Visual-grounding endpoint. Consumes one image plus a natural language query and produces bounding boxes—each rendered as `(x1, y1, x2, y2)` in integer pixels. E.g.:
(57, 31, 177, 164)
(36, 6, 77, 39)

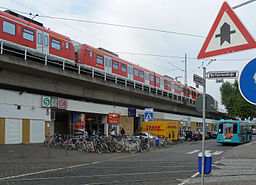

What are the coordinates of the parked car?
(198, 131, 210, 140)
(134, 132, 158, 139)
(210, 131, 217, 139)
(191, 131, 199, 141)
(184, 131, 193, 141)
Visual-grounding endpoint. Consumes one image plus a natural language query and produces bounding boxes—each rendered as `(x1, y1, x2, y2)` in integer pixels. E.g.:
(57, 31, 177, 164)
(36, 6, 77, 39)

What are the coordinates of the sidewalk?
(184, 140, 256, 185)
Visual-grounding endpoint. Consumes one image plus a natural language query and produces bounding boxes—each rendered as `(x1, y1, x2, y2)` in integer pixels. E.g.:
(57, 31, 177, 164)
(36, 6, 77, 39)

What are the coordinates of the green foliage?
(220, 80, 256, 120)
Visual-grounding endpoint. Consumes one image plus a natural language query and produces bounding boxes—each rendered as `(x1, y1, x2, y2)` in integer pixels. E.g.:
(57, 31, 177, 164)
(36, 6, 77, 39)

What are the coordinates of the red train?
(0, 10, 202, 102)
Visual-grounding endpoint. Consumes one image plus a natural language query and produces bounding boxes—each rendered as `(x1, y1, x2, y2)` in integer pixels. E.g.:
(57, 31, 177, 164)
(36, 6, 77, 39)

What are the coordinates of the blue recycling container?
(198, 152, 212, 174)
(155, 139, 159, 146)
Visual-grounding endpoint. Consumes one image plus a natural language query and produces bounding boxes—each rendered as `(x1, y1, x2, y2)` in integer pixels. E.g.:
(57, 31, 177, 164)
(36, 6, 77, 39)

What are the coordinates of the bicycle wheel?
(129, 143, 138, 154)
(108, 144, 116, 153)
(96, 144, 103, 154)
(115, 143, 123, 152)
(141, 143, 149, 152)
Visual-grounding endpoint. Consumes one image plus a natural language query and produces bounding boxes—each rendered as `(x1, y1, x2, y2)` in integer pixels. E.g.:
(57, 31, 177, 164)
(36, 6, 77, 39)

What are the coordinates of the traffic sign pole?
(201, 66, 206, 185)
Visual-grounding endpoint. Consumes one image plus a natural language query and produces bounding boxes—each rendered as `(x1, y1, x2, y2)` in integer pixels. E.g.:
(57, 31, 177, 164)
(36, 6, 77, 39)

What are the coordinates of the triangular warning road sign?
(197, 1, 256, 59)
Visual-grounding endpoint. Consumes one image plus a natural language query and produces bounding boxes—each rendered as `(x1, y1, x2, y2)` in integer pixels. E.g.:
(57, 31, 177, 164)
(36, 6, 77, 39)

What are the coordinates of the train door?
(128, 65, 133, 80)
(104, 56, 112, 73)
(145, 72, 149, 85)
(37, 30, 49, 55)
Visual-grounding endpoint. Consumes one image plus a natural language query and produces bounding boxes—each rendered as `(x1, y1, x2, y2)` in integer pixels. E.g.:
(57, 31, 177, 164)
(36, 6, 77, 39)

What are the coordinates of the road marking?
(186, 150, 200, 154)
(191, 172, 199, 178)
(212, 151, 223, 155)
(0, 154, 139, 181)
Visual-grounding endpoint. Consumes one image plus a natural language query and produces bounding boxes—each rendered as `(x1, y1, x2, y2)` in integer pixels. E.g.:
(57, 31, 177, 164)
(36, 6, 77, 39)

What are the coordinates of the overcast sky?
(2, 0, 256, 110)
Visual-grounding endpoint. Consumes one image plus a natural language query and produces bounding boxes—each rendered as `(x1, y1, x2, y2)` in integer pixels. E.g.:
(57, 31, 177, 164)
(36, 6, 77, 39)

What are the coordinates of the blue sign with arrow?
(239, 58, 256, 105)
(144, 108, 153, 122)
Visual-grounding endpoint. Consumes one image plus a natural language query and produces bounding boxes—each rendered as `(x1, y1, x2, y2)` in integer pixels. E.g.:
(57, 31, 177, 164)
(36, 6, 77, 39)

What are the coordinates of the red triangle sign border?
(197, 1, 256, 59)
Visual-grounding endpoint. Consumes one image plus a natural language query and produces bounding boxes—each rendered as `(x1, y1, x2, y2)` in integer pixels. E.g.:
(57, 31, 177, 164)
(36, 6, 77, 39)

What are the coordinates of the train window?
(145, 73, 149, 80)
(3, 21, 16, 35)
(168, 82, 171, 88)
(130, 67, 133, 75)
(172, 83, 174, 89)
(65, 41, 69, 49)
(113, 61, 119, 70)
(156, 77, 160, 84)
(90, 50, 93, 58)
(38, 33, 42, 44)
(178, 86, 181, 91)
(128, 66, 130, 74)
(175, 84, 177, 90)
(51, 38, 61, 50)
(140, 71, 144, 79)
(96, 55, 103, 64)
(161, 79, 164, 85)
(134, 69, 139, 76)
(44, 35, 48, 46)
(105, 57, 108, 66)
(23, 28, 34, 41)
(164, 81, 167, 86)
(108, 58, 111, 67)
(121, 64, 127, 72)
(150, 75, 154, 82)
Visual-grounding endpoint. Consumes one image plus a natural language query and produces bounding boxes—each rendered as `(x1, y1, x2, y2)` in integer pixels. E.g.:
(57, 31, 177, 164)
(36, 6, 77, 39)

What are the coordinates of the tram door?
(145, 72, 149, 85)
(36, 31, 49, 55)
(104, 56, 112, 73)
(128, 65, 133, 80)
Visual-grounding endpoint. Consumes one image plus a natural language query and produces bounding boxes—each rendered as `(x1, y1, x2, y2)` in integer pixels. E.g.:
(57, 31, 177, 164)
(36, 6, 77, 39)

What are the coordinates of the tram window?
(164, 81, 167, 86)
(140, 71, 144, 79)
(113, 61, 119, 70)
(3, 21, 16, 35)
(233, 124, 237, 134)
(175, 84, 177, 90)
(51, 38, 61, 50)
(156, 77, 160, 84)
(145, 73, 149, 80)
(168, 82, 171, 88)
(96, 55, 103, 64)
(128, 66, 130, 74)
(44, 35, 48, 46)
(121, 64, 127, 72)
(105, 57, 108, 66)
(38, 33, 42, 44)
(65, 41, 69, 49)
(150, 75, 154, 82)
(134, 69, 139, 76)
(219, 124, 223, 133)
(23, 28, 34, 41)
(108, 58, 111, 67)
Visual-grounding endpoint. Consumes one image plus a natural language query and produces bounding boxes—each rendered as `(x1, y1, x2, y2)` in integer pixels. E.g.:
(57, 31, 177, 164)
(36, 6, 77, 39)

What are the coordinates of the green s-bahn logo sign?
(42, 96, 51, 107)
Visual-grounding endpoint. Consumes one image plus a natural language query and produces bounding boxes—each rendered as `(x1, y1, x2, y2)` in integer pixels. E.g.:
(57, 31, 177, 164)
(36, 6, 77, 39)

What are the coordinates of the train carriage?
(0, 10, 75, 64)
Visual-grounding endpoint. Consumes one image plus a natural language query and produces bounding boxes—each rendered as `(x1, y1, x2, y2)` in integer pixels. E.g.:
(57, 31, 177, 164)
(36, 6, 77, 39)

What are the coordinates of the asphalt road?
(0, 139, 243, 185)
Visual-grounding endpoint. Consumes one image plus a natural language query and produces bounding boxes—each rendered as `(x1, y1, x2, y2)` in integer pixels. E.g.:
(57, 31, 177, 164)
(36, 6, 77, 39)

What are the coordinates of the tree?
(220, 80, 256, 120)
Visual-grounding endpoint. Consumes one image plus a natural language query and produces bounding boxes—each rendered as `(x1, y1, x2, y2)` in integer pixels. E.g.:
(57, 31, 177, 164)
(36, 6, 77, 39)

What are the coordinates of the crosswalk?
(186, 150, 223, 155)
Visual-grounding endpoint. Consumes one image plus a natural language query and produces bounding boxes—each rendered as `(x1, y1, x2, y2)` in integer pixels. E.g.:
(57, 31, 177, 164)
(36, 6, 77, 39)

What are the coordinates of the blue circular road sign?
(239, 58, 256, 105)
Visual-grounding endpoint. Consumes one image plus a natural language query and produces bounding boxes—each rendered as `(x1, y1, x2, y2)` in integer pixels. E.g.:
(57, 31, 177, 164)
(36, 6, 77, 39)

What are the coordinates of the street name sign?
(193, 74, 205, 86)
(144, 108, 153, 122)
(207, 71, 238, 79)
(239, 58, 256, 105)
(197, 1, 256, 59)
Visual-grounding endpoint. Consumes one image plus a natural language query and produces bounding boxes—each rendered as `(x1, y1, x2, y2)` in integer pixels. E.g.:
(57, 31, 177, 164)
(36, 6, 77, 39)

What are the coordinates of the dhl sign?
(141, 121, 179, 141)
(145, 125, 164, 132)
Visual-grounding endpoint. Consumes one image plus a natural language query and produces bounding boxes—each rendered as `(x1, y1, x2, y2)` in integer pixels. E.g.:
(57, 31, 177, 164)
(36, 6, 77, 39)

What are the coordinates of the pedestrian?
(121, 128, 125, 136)
(111, 128, 116, 137)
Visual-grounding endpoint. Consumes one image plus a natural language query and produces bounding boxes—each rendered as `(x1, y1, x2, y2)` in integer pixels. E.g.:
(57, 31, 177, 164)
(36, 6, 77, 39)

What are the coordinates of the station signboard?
(107, 113, 120, 124)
